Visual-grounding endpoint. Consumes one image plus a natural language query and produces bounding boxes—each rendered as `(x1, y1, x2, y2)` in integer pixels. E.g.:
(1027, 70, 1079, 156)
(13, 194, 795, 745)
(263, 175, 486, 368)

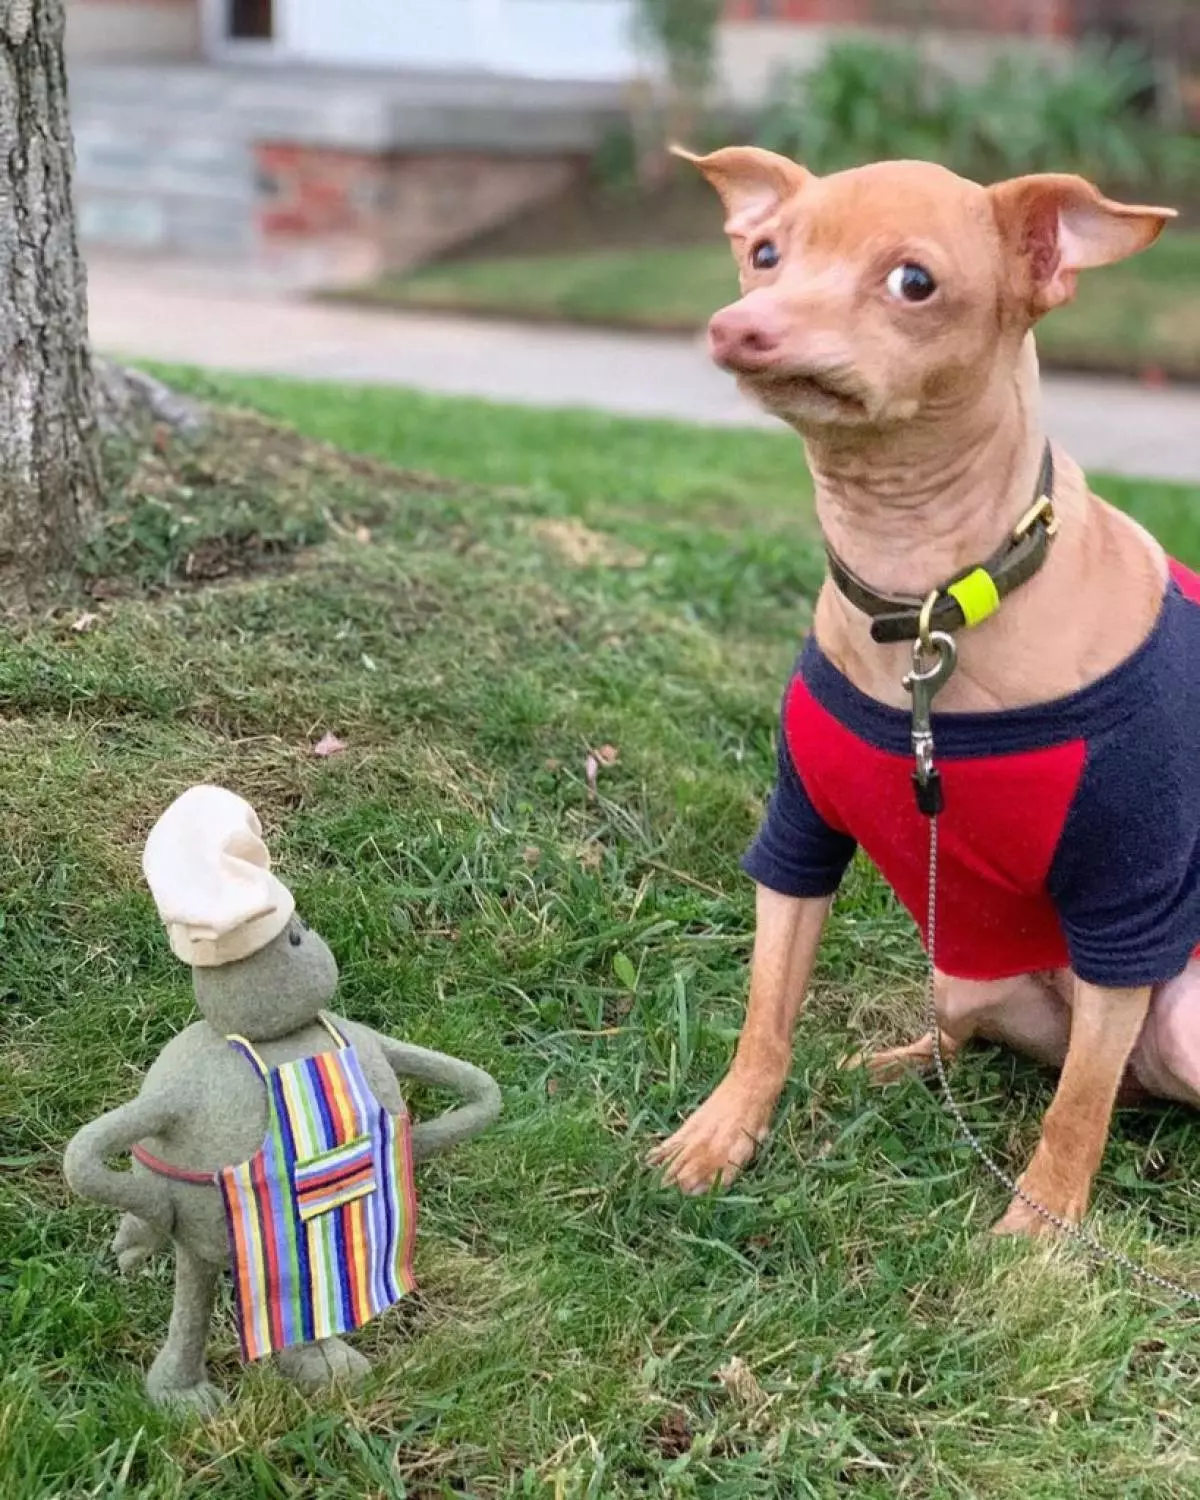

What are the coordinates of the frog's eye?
(289, 925, 302, 948)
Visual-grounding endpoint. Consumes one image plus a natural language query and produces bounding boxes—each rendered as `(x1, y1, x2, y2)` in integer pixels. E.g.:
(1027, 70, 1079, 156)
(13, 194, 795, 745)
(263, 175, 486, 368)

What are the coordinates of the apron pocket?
(294, 1134, 377, 1222)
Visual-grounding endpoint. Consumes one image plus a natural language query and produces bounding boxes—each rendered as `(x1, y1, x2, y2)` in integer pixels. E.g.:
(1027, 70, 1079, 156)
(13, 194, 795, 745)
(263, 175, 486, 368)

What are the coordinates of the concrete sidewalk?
(86, 256, 1200, 485)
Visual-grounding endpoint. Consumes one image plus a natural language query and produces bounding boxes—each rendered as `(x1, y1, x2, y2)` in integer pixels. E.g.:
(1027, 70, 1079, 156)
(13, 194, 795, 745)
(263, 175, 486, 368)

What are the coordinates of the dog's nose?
(708, 304, 785, 372)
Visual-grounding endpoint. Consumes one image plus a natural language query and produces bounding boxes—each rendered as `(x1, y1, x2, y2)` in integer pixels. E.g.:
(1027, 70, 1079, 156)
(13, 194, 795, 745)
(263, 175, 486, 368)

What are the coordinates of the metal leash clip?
(903, 592, 957, 817)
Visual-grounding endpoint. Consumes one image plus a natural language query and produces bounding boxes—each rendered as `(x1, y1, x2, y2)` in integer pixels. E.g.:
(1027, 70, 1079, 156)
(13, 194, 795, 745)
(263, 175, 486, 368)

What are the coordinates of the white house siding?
(282, 0, 639, 81)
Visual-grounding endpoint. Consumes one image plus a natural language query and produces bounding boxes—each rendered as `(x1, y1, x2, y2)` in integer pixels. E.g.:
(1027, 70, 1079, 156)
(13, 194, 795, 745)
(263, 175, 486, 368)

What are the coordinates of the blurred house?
(66, 0, 1194, 282)
(66, 1, 641, 77)
(67, 1, 642, 283)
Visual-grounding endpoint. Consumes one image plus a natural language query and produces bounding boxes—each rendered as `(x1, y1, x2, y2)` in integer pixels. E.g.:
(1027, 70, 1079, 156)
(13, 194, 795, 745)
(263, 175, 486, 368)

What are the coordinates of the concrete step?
(74, 122, 255, 202)
(68, 61, 627, 269)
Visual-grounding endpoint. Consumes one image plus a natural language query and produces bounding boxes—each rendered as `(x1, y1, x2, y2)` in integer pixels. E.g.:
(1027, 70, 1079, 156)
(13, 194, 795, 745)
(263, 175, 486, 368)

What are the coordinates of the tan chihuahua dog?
(648, 147, 1199, 1238)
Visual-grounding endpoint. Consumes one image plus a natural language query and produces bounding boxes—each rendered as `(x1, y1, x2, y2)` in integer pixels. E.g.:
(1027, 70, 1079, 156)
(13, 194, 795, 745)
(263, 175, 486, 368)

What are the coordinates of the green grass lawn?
(5, 377, 1200, 1497)
(343, 228, 1200, 380)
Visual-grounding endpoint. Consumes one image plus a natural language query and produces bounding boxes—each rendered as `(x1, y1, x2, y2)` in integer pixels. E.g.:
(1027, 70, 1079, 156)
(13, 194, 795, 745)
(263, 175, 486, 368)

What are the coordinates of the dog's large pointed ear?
(672, 144, 810, 244)
(990, 173, 1176, 318)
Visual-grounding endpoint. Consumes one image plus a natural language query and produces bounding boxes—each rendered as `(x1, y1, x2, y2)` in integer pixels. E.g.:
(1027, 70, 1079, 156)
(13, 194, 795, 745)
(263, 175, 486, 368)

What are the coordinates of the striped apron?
(134, 1013, 418, 1362)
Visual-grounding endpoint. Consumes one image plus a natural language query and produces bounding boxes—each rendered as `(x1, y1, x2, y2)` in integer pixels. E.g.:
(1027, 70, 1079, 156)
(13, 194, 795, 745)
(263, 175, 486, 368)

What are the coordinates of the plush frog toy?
(64, 786, 501, 1415)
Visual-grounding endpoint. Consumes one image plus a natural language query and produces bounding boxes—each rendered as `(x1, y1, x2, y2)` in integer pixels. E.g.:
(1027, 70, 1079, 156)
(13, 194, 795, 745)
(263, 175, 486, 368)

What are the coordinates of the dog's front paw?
(992, 1196, 1064, 1238)
(646, 1077, 776, 1196)
(991, 1160, 1088, 1239)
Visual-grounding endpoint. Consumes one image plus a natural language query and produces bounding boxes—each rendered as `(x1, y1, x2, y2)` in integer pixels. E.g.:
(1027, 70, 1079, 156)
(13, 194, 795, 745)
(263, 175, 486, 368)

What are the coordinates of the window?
(229, 0, 273, 40)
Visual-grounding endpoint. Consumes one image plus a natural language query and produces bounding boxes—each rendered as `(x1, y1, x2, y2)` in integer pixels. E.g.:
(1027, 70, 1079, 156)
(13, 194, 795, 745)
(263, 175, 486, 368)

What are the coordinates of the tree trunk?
(0, 0, 99, 612)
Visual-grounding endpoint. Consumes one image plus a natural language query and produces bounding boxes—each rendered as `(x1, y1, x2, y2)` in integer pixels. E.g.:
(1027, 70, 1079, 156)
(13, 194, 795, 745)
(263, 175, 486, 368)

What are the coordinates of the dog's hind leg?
(993, 978, 1152, 1238)
(1130, 959, 1200, 1107)
(850, 1028, 961, 1083)
(855, 970, 1067, 1084)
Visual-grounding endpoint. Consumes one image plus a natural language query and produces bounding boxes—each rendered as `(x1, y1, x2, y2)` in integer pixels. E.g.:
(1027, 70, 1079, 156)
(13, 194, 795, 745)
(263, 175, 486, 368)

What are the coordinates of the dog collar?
(825, 442, 1057, 645)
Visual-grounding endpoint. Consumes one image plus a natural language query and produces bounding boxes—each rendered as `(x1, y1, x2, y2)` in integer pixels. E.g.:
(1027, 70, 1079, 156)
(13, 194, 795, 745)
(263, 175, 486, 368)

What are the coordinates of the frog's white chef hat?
(143, 786, 295, 968)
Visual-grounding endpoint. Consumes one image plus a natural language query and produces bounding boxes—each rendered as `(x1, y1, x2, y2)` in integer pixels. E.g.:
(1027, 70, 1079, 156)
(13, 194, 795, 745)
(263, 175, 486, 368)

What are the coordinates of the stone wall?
(71, 65, 255, 259)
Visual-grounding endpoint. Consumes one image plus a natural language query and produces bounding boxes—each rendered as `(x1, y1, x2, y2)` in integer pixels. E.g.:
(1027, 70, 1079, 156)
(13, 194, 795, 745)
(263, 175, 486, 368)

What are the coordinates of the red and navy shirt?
(744, 561, 1200, 987)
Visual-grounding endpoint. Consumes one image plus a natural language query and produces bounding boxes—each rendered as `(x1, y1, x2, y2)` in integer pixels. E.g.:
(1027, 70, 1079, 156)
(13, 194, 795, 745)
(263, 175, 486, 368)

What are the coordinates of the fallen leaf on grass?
(716, 1356, 767, 1410)
(585, 743, 619, 798)
(312, 733, 347, 758)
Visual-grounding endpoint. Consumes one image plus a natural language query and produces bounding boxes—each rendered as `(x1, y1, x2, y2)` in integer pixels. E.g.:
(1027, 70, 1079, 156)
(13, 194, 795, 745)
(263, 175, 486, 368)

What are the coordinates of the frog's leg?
(146, 1245, 226, 1418)
(276, 1337, 372, 1391)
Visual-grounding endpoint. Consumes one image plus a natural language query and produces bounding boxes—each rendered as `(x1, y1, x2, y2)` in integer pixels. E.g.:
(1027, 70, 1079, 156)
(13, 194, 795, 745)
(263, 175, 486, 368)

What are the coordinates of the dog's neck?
(808, 349, 1057, 599)
(804, 339, 1165, 711)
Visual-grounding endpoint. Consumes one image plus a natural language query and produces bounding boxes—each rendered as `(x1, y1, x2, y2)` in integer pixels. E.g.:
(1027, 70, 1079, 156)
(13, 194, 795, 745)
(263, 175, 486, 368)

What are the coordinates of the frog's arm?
(112, 1211, 171, 1273)
(63, 1090, 182, 1233)
(369, 1034, 501, 1162)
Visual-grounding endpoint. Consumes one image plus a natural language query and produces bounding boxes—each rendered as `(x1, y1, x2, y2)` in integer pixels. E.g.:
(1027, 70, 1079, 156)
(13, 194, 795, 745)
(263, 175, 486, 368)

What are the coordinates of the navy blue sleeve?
(742, 722, 857, 898)
(1048, 702, 1200, 988)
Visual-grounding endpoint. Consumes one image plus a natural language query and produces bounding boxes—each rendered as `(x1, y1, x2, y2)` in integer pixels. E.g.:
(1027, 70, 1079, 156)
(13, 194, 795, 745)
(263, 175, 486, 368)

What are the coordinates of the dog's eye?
(751, 240, 781, 271)
(887, 262, 938, 303)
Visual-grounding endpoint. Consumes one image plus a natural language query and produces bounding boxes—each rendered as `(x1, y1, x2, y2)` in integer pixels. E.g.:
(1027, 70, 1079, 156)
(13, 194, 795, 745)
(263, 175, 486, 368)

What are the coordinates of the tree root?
(92, 357, 206, 441)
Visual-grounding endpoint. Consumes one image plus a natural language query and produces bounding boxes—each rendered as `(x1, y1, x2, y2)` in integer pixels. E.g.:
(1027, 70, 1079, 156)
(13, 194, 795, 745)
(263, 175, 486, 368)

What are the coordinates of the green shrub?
(635, 0, 724, 96)
(756, 37, 1188, 186)
(758, 38, 956, 172)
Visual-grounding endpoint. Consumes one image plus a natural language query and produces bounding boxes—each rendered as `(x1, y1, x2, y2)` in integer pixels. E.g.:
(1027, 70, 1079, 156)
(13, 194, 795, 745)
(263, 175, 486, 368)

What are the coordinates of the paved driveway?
(87, 256, 1200, 485)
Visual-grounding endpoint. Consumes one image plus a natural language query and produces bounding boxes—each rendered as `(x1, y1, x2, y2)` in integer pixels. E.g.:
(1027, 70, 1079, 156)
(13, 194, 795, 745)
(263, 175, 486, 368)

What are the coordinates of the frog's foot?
(276, 1337, 372, 1392)
(146, 1357, 227, 1420)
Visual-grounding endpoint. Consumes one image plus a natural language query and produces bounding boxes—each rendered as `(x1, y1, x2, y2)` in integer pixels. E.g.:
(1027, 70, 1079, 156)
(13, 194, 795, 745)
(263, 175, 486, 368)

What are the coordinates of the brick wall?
(254, 143, 584, 275)
(724, 0, 1074, 37)
(721, 0, 1200, 50)
(255, 145, 388, 242)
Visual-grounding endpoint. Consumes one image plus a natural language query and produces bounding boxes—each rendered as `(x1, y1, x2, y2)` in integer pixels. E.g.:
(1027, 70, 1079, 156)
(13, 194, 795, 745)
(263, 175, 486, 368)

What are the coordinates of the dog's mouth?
(743, 369, 869, 423)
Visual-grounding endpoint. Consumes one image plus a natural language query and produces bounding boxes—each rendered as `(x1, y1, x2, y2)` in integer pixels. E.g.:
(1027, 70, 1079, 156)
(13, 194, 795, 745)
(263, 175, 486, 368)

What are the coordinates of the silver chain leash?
(906, 628, 1200, 1306)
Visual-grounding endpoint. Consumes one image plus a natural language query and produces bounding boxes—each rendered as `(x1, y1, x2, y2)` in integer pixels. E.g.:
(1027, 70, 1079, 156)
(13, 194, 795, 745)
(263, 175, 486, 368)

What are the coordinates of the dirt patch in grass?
(530, 517, 647, 569)
(82, 409, 467, 599)
(653, 1407, 695, 1458)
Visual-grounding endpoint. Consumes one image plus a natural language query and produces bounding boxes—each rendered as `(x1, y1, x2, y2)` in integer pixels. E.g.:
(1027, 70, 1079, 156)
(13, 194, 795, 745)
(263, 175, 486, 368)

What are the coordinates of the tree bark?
(0, 0, 100, 611)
